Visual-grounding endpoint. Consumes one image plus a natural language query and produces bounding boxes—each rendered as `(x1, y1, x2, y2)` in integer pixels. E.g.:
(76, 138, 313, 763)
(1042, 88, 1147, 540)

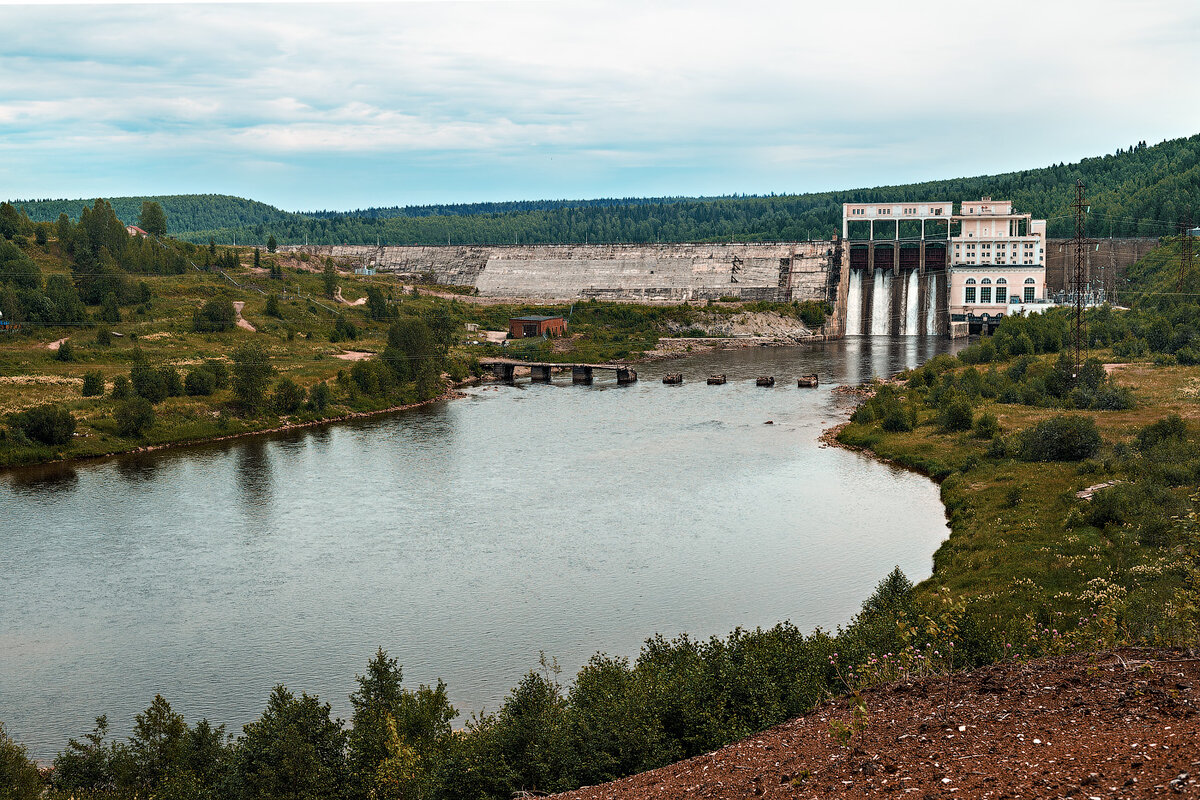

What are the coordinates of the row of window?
(963, 277, 1037, 304)
(848, 207, 946, 217)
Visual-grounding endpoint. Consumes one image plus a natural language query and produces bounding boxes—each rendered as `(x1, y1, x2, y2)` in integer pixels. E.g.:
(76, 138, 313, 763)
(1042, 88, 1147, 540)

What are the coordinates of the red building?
(509, 315, 567, 339)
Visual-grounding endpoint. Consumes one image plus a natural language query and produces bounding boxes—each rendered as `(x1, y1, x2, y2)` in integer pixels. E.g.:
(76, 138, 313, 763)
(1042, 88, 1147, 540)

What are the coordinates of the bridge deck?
(479, 359, 631, 371)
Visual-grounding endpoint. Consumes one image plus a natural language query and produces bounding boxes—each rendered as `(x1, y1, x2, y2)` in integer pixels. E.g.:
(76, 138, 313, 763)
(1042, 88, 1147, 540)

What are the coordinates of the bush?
(115, 397, 155, 437)
(881, 405, 915, 432)
(0, 722, 42, 800)
(184, 367, 218, 396)
(95, 327, 112, 346)
(973, 411, 999, 439)
(160, 367, 183, 397)
(265, 294, 282, 318)
(987, 434, 1009, 459)
(53, 340, 75, 362)
(203, 359, 230, 389)
(82, 370, 105, 397)
(130, 356, 168, 403)
(111, 374, 133, 400)
(1137, 414, 1187, 451)
(11, 403, 76, 445)
(1018, 415, 1102, 462)
(307, 381, 332, 412)
(940, 400, 974, 432)
(273, 377, 305, 414)
(192, 297, 237, 332)
(330, 313, 359, 343)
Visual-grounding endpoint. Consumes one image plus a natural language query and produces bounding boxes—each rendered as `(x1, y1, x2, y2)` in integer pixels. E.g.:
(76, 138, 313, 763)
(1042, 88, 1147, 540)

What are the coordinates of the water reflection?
(5, 462, 79, 495)
(235, 439, 272, 513)
(114, 452, 165, 485)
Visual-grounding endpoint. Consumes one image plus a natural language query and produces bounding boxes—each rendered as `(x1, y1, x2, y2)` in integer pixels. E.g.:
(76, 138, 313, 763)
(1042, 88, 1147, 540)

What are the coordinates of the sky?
(2, 0, 1200, 212)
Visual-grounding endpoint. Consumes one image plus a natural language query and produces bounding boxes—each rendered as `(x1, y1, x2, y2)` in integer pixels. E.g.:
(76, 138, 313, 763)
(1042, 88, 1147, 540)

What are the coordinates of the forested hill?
(10, 134, 1200, 246)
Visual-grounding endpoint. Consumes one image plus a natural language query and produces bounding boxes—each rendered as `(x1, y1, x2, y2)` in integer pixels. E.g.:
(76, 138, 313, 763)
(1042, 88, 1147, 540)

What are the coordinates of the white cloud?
(1, 0, 1199, 206)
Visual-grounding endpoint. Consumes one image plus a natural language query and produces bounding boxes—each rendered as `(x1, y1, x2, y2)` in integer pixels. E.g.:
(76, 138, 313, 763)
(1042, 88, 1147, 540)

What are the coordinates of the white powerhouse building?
(950, 197, 1048, 331)
(841, 197, 1048, 335)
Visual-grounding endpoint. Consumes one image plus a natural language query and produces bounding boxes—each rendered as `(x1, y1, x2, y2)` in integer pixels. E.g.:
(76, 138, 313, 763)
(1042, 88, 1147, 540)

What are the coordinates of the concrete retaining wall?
(282, 242, 839, 303)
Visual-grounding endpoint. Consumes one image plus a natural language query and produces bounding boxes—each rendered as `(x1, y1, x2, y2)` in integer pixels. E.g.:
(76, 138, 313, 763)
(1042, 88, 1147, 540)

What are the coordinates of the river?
(1, 337, 958, 761)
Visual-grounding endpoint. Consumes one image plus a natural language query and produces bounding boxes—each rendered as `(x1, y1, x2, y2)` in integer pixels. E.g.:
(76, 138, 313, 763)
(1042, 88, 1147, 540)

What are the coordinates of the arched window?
(996, 278, 1007, 284)
(995, 278, 1008, 304)
(1024, 277, 1036, 283)
(980, 277, 993, 304)
(1023, 277, 1036, 303)
(965, 278, 976, 284)
(981, 277, 992, 284)
(964, 278, 977, 304)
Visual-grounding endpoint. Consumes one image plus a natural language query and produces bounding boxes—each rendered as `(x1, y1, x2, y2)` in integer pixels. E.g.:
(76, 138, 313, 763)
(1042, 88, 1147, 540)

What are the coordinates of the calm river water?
(2, 337, 959, 761)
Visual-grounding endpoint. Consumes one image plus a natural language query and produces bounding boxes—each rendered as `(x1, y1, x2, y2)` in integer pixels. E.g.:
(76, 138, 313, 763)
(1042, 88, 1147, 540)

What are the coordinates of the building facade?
(948, 197, 1048, 331)
(508, 315, 567, 339)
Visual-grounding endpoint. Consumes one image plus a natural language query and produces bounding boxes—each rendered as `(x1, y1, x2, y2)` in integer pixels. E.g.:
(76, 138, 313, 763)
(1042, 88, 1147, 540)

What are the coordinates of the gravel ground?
(552, 650, 1200, 799)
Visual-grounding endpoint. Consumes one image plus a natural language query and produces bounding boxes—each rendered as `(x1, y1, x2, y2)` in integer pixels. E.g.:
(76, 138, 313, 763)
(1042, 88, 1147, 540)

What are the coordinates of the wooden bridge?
(479, 359, 638, 385)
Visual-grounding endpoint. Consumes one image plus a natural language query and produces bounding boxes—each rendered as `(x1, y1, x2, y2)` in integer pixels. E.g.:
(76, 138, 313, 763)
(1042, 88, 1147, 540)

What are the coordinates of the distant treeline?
(9, 134, 1200, 246)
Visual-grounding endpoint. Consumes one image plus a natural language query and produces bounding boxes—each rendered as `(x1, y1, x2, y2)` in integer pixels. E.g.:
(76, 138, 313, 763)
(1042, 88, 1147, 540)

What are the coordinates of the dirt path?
(232, 301, 256, 332)
(45, 337, 69, 351)
(333, 287, 367, 306)
(552, 649, 1200, 800)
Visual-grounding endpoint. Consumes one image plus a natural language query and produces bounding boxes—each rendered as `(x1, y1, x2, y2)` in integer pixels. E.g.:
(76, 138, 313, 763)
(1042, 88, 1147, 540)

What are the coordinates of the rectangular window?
(1024, 286, 1035, 302)
(965, 287, 977, 303)
(980, 287, 992, 303)
(996, 288, 1007, 304)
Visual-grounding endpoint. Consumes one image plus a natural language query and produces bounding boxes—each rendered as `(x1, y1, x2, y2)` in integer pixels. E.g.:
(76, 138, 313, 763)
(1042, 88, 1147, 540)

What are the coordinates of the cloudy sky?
(2, 0, 1199, 211)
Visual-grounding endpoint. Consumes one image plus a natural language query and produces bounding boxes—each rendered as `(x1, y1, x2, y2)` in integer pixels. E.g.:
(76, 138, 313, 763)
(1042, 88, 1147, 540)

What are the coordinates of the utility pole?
(1070, 180, 1088, 372)
(1179, 215, 1194, 293)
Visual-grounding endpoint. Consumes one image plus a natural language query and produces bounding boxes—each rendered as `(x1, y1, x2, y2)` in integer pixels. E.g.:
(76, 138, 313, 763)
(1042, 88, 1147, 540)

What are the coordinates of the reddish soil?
(552, 650, 1200, 799)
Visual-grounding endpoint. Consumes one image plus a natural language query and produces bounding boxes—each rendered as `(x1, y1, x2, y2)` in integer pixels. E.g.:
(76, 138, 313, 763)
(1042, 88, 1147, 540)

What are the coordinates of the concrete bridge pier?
(616, 367, 638, 385)
(530, 364, 553, 383)
(572, 366, 594, 385)
(492, 363, 516, 382)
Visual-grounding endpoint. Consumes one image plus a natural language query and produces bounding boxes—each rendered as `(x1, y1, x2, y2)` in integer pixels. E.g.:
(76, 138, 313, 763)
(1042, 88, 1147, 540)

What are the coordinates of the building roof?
(126, 225, 148, 235)
(511, 315, 563, 322)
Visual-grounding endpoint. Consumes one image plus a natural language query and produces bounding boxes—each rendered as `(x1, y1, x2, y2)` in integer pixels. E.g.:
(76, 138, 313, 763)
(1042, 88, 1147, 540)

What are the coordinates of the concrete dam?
(284, 237, 1154, 336)
(282, 242, 839, 304)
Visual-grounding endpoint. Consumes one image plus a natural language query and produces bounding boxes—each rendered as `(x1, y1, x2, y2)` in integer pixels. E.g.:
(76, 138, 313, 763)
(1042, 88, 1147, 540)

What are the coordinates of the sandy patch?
(46, 337, 69, 351)
(1103, 362, 1132, 374)
(140, 331, 173, 341)
(232, 301, 257, 332)
(333, 351, 375, 361)
(483, 330, 508, 344)
(334, 287, 367, 306)
(0, 375, 83, 386)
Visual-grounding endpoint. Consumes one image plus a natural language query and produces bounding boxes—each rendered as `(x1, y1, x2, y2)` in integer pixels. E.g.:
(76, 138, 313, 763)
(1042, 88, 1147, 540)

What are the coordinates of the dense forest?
(9, 134, 1200, 247)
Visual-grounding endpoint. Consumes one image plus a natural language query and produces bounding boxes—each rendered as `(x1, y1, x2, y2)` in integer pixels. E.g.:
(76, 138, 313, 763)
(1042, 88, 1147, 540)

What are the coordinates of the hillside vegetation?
(9, 134, 1200, 246)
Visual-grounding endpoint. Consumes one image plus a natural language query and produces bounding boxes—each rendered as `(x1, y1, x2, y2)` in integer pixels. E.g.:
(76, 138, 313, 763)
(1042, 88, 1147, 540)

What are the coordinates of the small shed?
(509, 315, 567, 339)
(125, 225, 148, 237)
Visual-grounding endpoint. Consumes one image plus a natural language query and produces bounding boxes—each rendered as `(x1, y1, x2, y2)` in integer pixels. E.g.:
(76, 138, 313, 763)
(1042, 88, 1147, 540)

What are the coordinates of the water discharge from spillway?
(870, 270, 891, 336)
(846, 268, 863, 336)
(925, 273, 938, 335)
(904, 269, 920, 336)
(847, 268, 940, 336)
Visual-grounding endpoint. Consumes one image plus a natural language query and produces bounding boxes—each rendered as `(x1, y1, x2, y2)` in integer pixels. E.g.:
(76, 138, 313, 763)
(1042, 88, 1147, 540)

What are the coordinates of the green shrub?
(987, 434, 1009, 459)
(1137, 414, 1187, 450)
(115, 397, 155, 437)
(1018, 415, 1102, 462)
(160, 367, 183, 397)
(81, 370, 105, 397)
(331, 313, 359, 343)
(307, 381, 332, 411)
(973, 412, 999, 439)
(10, 403, 76, 445)
(203, 359, 230, 389)
(0, 722, 41, 800)
(185, 368, 217, 396)
(130, 356, 168, 403)
(111, 374, 133, 400)
(273, 377, 305, 414)
(192, 297, 237, 332)
(940, 400, 973, 432)
(265, 293, 282, 318)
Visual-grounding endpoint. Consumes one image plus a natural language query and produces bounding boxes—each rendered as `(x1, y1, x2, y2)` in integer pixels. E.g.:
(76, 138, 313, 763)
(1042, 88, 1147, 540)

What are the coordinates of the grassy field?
(836, 348, 1199, 642)
(1, 237, 826, 468)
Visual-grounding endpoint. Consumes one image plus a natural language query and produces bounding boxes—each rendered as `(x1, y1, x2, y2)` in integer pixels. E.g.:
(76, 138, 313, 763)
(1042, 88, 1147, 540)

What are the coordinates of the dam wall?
(282, 242, 840, 304)
(1044, 237, 1158, 298)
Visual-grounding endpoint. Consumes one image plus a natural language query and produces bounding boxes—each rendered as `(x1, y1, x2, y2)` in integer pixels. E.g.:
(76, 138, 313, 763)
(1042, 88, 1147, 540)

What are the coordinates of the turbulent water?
(1, 339, 959, 761)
